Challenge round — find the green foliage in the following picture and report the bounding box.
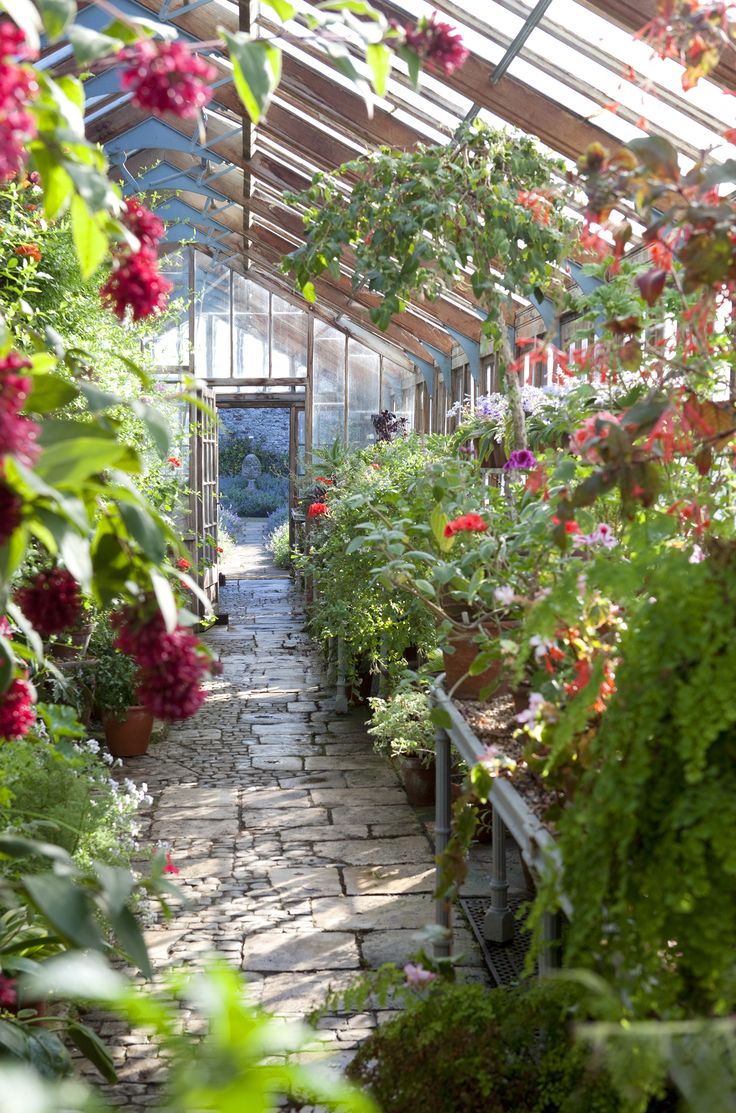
[367,687,435,765]
[266,521,291,568]
[347,979,624,1113]
[82,623,138,717]
[220,474,289,518]
[532,547,736,1017]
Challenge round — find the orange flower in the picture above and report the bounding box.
[15,243,41,262]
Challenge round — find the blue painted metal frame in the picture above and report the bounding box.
[422,342,452,390]
[105,119,229,166]
[446,326,481,382]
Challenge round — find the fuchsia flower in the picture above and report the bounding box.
[0,481,22,544]
[122,197,165,249]
[100,248,172,321]
[397,12,469,75]
[120,39,216,119]
[503,449,538,470]
[0,19,38,182]
[0,677,35,740]
[113,608,212,721]
[0,974,18,1009]
[15,568,81,636]
[0,351,40,466]
[443,512,488,538]
[163,852,179,875]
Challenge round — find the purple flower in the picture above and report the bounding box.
[503,449,538,470]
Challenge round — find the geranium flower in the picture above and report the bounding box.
[216,546,223,554]
[307,502,328,519]
[577,523,618,549]
[503,449,538,470]
[569,411,621,464]
[404,963,437,988]
[167,455,181,467]
[177,557,191,571]
[14,243,41,261]
[493,586,516,607]
[443,512,488,537]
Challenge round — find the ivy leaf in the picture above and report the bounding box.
[36,0,76,40]
[366,41,392,96]
[222,32,281,124]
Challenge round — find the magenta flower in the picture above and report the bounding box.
[503,449,538,470]
[120,39,216,119]
[0,677,35,740]
[15,568,82,636]
[0,19,38,182]
[101,248,172,321]
[398,13,469,75]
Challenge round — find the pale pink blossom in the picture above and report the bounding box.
[404,963,437,988]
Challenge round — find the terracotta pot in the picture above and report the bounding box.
[400,754,436,807]
[103,706,154,759]
[50,623,94,660]
[441,613,518,700]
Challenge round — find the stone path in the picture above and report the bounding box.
[89,529,489,1107]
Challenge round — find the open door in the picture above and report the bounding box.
[186,385,219,615]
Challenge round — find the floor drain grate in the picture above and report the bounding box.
[460,896,533,986]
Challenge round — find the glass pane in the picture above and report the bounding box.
[313,323,345,404]
[271,294,308,377]
[313,403,344,447]
[150,248,189,367]
[194,253,230,378]
[233,274,269,378]
[382,357,416,431]
[347,340,380,447]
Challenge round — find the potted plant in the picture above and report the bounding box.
[86,626,153,759]
[367,688,436,806]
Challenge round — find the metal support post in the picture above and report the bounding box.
[434,726,453,959]
[482,808,515,942]
[335,636,348,715]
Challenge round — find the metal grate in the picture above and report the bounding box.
[460,895,534,986]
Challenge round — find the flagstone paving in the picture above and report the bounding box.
[86,522,489,1108]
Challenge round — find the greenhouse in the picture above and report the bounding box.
[0,1,735,1110]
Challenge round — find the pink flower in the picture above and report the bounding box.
[0,351,40,465]
[493,586,515,607]
[577,523,618,550]
[163,851,179,875]
[515,691,546,725]
[443,512,488,537]
[404,963,437,988]
[399,12,469,75]
[122,197,165,249]
[0,19,38,182]
[0,974,17,1009]
[113,609,210,721]
[100,248,172,321]
[0,677,35,740]
[0,480,22,544]
[15,568,81,636]
[569,411,621,464]
[120,39,216,119]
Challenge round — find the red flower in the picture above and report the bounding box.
[122,197,165,249]
[443,512,488,538]
[119,39,216,119]
[0,677,35,740]
[551,516,580,534]
[0,480,22,544]
[216,545,223,554]
[177,557,191,571]
[370,462,381,470]
[0,351,39,465]
[316,476,334,485]
[14,243,41,261]
[113,609,211,721]
[163,851,179,875]
[100,248,172,321]
[0,19,38,181]
[15,568,81,636]
[167,455,181,467]
[307,502,328,519]
[399,12,469,75]
[0,973,18,1009]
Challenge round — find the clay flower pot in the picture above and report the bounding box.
[399,753,436,807]
[50,622,95,660]
[103,706,154,759]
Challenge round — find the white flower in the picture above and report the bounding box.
[529,634,554,662]
[515,691,546,725]
[83,738,100,754]
[493,585,516,608]
[689,544,705,564]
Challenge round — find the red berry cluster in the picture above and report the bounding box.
[0,351,40,466]
[15,567,82,636]
[119,39,216,119]
[113,609,211,721]
[0,19,38,182]
[101,197,172,321]
[397,13,469,75]
[0,480,22,545]
[0,677,35,740]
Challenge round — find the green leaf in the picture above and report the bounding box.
[130,400,172,456]
[21,951,126,1004]
[0,835,71,863]
[6,602,44,663]
[223,32,282,124]
[26,373,79,413]
[119,502,166,562]
[366,41,391,96]
[70,194,108,278]
[109,905,152,978]
[36,702,86,740]
[67,1021,117,1083]
[429,505,454,552]
[37,0,77,40]
[430,707,452,730]
[67,23,123,63]
[22,874,105,952]
[150,568,178,632]
[414,578,436,599]
[302,280,317,304]
[317,0,382,16]
[263,0,295,17]
[64,160,115,211]
[628,135,679,181]
[33,149,73,221]
[0,637,13,695]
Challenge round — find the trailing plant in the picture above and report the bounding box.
[367,687,435,766]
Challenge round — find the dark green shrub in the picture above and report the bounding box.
[347,980,625,1113]
[219,474,288,517]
